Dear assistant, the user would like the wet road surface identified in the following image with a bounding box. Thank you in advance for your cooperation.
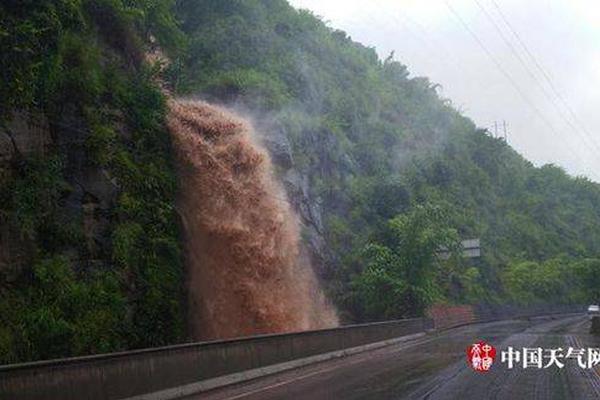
[196,315,600,400]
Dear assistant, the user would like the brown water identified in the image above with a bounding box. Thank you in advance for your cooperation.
[167,99,338,340]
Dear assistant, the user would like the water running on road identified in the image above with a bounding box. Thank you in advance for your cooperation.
[197,315,594,400]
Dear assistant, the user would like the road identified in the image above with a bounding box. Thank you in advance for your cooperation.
[195,314,600,400]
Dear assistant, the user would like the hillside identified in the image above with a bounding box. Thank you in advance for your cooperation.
[172,0,600,319]
[0,0,187,363]
[1,0,600,364]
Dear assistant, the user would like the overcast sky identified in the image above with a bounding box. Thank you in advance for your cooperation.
[288,0,600,182]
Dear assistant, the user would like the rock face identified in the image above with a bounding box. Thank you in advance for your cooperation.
[0,112,52,278]
[260,123,342,280]
[0,110,119,277]
[0,102,337,299]
[283,167,329,271]
[261,129,294,170]
[0,111,51,163]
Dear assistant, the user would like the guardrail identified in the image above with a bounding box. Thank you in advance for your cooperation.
[0,304,585,400]
[0,317,431,400]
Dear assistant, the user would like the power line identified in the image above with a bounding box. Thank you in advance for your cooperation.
[489,0,565,97]
[490,0,600,158]
[363,1,595,176]
[362,7,454,77]
[444,1,591,169]
[480,0,600,153]
[392,11,465,77]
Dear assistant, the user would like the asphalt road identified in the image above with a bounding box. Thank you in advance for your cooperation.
[196,314,600,400]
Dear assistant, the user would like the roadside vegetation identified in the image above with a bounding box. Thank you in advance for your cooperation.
[2,0,600,363]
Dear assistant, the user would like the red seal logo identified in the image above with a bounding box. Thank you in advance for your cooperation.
[467,341,496,372]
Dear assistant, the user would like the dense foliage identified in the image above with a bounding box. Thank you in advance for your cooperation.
[172,0,600,321]
[0,0,186,363]
[3,0,600,363]
[352,204,461,320]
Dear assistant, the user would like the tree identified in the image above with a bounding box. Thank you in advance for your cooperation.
[353,204,460,320]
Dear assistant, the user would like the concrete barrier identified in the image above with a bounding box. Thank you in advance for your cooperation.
[1,305,584,400]
[0,317,430,400]
[427,303,585,330]
[426,304,476,329]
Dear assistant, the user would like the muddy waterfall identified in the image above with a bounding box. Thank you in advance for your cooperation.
[167,99,338,340]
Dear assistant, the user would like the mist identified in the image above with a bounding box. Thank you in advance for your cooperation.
[289,0,600,182]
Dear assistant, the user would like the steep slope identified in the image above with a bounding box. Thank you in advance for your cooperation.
[0,0,186,363]
[173,0,600,318]
[3,0,600,365]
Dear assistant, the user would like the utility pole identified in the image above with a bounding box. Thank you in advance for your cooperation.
[490,120,509,143]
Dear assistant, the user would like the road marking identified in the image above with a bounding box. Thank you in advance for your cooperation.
[568,334,600,397]
[223,364,348,400]
[221,335,441,400]
[220,316,582,400]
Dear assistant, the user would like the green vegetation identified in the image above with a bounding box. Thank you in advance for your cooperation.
[173,0,600,321]
[352,204,461,320]
[0,255,128,362]
[2,0,600,363]
[0,0,185,363]
[502,257,600,305]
